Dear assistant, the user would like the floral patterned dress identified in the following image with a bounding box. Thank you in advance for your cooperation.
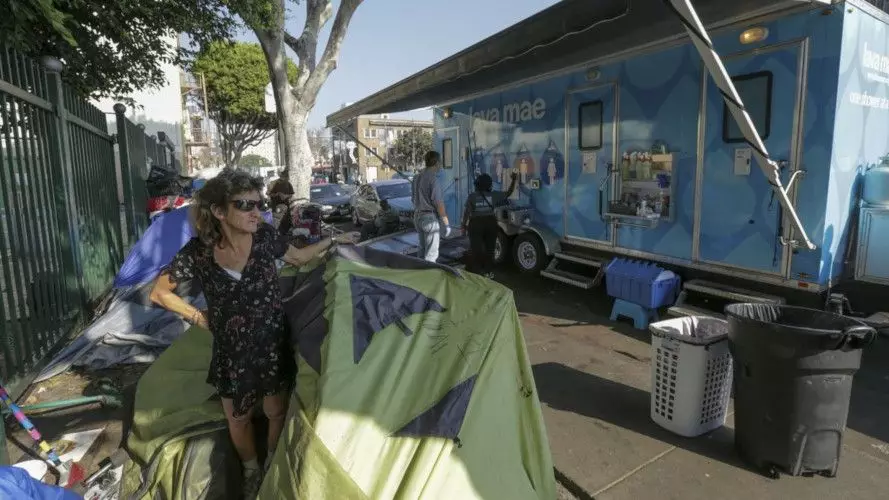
[163,223,294,417]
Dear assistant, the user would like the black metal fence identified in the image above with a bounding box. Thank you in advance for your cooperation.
[0,46,167,397]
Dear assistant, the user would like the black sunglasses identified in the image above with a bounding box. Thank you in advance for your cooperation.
[231,199,268,212]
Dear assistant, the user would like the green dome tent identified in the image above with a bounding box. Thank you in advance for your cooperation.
[121,245,555,499]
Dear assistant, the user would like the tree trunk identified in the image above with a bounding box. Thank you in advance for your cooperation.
[221,138,236,168]
[280,103,313,200]
[231,147,245,169]
[251,0,364,199]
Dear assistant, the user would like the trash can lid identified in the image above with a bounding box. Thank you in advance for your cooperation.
[649,316,729,345]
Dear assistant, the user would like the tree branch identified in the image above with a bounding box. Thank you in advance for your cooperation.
[301,0,362,107]
[283,0,333,85]
[215,110,277,168]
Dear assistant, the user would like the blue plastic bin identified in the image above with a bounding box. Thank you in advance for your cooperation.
[605,258,680,309]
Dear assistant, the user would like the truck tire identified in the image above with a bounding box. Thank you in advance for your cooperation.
[513,232,547,273]
[493,230,511,266]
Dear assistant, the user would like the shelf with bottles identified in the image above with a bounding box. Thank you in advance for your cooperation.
[607,144,675,224]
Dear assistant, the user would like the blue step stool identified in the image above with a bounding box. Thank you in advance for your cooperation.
[610,298,659,330]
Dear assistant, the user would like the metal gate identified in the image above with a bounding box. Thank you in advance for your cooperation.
[0,46,156,397]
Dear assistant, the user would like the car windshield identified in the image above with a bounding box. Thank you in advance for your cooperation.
[310,185,347,200]
[374,182,411,200]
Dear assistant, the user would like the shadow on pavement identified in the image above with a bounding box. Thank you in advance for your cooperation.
[533,357,889,476]
[501,271,674,356]
[846,337,889,445]
[532,361,760,475]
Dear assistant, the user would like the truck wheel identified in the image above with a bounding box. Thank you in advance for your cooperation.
[513,233,547,273]
[493,230,511,265]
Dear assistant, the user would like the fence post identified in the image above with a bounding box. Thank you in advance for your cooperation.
[157,131,168,171]
[113,104,138,247]
[41,57,86,309]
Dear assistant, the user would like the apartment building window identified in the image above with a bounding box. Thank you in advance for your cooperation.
[363,128,377,139]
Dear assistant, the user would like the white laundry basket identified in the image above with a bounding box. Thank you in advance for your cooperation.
[649,316,733,437]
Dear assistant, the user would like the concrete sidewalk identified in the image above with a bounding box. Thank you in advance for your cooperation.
[506,274,889,500]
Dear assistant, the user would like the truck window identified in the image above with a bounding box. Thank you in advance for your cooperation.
[442,138,453,168]
[579,101,603,150]
[723,71,773,143]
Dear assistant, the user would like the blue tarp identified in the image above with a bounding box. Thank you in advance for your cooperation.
[114,206,272,288]
[0,467,81,500]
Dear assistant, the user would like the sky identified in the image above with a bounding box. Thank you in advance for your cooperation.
[237,0,561,128]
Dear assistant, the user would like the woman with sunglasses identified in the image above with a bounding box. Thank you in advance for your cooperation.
[149,169,358,499]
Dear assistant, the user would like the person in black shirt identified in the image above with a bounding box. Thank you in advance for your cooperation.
[461,172,517,278]
[267,169,294,206]
[149,169,358,498]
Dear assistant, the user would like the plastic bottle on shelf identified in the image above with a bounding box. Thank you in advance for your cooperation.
[640,152,652,180]
[621,152,631,180]
[629,152,638,179]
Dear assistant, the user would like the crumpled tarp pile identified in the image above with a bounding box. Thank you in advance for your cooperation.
[35,285,205,383]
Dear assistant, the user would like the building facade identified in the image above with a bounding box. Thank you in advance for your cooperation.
[180,71,221,173]
[342,114,433,182]
[241,131,281,166]
[92,34,188,173]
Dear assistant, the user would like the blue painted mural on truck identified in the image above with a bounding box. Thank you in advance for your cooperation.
[432,4,884,289]
[825,3,889,283]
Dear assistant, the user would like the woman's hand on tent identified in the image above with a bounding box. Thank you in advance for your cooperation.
[334,232,360,245]
[282,231,359,267]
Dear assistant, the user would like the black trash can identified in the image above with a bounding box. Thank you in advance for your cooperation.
[725,303,876,478]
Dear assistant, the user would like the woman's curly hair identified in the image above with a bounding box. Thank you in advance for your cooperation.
[191,168,264,247]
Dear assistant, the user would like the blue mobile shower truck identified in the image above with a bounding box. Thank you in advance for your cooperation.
[331,0,889,319]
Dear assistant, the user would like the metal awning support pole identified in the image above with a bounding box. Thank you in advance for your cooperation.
[333,124,412,180]
[666,0,816,250]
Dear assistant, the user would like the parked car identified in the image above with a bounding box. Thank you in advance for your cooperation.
[351,179,413,226]
[309,183,352,219]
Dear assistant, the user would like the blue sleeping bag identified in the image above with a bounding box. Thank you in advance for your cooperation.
[0,467,81,500]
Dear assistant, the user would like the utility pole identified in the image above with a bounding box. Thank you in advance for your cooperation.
[411,127,416,171]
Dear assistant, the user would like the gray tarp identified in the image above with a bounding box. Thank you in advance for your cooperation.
[36,284,205,382]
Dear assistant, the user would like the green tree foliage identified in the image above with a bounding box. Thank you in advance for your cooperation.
[239,154,273,169]
[391,128,433,169]
[0,0,238,98]
[191,41,297,167]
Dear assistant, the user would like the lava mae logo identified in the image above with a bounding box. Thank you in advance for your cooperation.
[863,43,889,75]
[471,97,546,124]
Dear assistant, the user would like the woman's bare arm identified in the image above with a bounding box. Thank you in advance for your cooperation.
[150,273,207,328]
[280,232,360,267]
[503,172,519,198]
